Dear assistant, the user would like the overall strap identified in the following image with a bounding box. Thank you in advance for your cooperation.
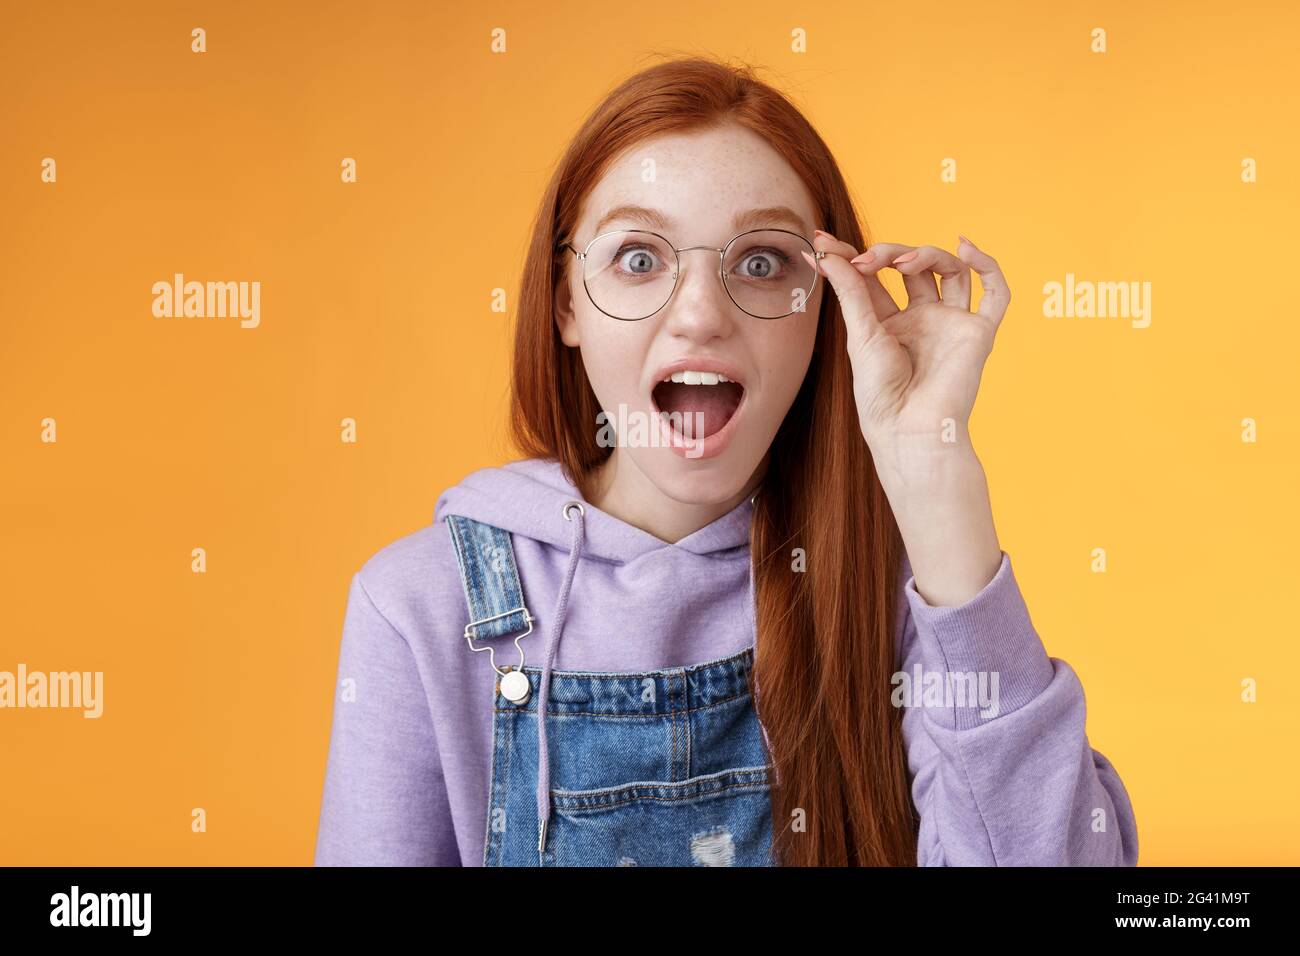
[444,514,533,641]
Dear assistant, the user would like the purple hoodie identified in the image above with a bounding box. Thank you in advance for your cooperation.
[313,457,1139,866]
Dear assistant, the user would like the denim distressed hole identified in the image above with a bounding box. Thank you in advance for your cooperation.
[690,826,736,866]
[616,856,637,866]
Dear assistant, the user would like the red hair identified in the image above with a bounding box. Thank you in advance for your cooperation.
[509,54,918,866]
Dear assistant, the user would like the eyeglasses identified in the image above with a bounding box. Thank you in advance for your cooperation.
[556,228,826,321]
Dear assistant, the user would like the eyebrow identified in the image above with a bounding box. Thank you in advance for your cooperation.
[592,204,811,238]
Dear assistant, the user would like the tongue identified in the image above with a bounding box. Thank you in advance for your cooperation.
[653,382,743,439]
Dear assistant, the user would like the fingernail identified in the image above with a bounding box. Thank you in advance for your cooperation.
[958,234,975,249]
[892,250,919,265]
[813,229,835,241]
[800,250,822,274]
[850,250,876,265]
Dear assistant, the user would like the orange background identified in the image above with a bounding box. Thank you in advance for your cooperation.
[1,0,1297,865]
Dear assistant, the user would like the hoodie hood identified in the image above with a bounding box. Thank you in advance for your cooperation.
[434,457,755,560]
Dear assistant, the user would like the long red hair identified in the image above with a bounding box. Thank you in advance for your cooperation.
[509,54,918,866]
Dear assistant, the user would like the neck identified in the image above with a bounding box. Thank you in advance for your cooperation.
[584,449,765,545]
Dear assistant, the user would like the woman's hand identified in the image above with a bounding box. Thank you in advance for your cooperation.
[803,232,1011,458]
[802,231,1010,607]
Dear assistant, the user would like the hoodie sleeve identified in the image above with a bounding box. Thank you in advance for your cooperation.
[314,572,460,866]
[897,550,1139,866]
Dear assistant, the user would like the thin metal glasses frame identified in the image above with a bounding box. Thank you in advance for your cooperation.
[556,227,826,321]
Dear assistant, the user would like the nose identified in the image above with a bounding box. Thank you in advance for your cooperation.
[662,248,738,342]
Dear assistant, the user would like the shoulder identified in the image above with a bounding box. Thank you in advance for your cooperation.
[349,520,463,648]
[346,456,559,646]
[355,521,447,600]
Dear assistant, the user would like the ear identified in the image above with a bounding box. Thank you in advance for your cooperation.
[554,271,581,347]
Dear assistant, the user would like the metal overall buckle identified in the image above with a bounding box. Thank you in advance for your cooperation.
[464,608,534,705]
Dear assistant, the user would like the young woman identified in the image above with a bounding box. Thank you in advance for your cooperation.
[314,56,1139,867]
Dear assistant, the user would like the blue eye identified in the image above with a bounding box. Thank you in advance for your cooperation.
[614,245,663,276]
[735,248,791,280]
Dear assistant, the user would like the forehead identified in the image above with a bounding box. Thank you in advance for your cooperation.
[576,123,819,241]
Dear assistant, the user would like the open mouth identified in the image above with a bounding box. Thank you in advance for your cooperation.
[650,370,746,440]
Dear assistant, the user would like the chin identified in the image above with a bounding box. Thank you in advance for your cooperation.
[639,447,759,508]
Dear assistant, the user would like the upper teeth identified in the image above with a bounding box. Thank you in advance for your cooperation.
[664,370,732,384]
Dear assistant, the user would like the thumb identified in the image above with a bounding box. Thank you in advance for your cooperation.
[802,249,885,354]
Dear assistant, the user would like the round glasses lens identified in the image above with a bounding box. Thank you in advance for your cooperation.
[582,230,677,320]
[722,230,819,318]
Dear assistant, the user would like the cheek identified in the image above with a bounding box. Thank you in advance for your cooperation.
[576,319,653,407]
[755,310,819,402]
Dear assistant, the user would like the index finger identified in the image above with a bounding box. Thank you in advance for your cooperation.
[860,242,970,311]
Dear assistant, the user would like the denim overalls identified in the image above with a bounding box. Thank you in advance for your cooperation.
[445,501,775,866]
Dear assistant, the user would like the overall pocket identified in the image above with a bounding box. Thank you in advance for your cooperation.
[547,764,774,866]
[542,666,776,867]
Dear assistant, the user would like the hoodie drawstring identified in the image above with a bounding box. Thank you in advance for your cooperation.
[536,499,586,859]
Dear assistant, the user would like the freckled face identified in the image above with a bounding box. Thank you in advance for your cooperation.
[554,122,824,506]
